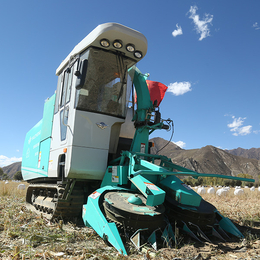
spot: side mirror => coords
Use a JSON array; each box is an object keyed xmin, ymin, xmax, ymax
[{"xmin": 75, "ymin": 59, "xmax": 88, "ymax": 89}]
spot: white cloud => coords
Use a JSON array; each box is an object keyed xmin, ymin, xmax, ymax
[
  {"xmin": 0, "ymin": 155, "xmax": 22, "ymax": 168},
  {"xmin": 188, "ymin": 5, "xmax": 213, "ymax": 41},
  {"xmin": 235, "ymin": 125, "xmax": 252, "ymax": 136},
  {"xmin": 253, "ymin": 22, "xmax": 260, "ymax": 30},
  {"xmin": 227, "ymin": 116, "xmax": 252, "ymax": 136},
  {"xmin": 167, "ymin": 82, "xmax": 192, "ymax": 96},
  {"xmin": 173, "ymin": 141, "xmax": 186, "ymax": 149},
  {"xmin": 172, "ymin": 24, "xmax": 183, "ymax": 37},
  {"xmin": 227, "ymin": 116, "xmax": 244, "ymax": 129}
]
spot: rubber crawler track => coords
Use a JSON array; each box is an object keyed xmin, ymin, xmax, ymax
[{"xmin": 25, "ymin": 180, "xmax": 85, "ymax": 221}]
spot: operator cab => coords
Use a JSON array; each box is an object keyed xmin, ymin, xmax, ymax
[{"xmin": 49, "ymin": 23, "xmax": 148, "ymax": 181}]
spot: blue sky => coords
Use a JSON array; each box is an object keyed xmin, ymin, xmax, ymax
[{"xmin": 0, "ymin": 1, "xmax": 259, "ymax": 167}]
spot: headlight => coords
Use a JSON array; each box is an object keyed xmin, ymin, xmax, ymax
[
  {"xmin": 134, "ymin": 51, "xmax": 142, "ymax": 59},
  {"xmin": 126, "ymin": 44, "xmax": 135, "ymax": 52},
  {"xmin": 100, "ymin": 39, "xmax": 110, "ymax": 47},
  {"xmin": 113, "ymin": 40, "xmax": 123, "ymax": 49}
]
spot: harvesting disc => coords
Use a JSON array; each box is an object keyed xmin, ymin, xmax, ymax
[{"xmin": 103, "ymin": 191, "xmax": 165, "ymax": 230}]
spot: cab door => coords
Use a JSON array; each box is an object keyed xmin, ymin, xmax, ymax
[
  {"xmin": 48, "ymin": 64, "xmax": 75, "ymax": 178},
  {"xmin": 59, "ymin": 66, "xmax": 73, "ymax": 143}
]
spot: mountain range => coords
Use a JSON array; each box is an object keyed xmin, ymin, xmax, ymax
[
  {"xmin": 150, "ymin": 137, "xmax": 260, "ymax": 181},
  {"xmin": 2, "ymin": 138, "xmax": 260, "ymax": 181},
  {"xmin": 226, "ymin": 147, "xmax": 260, "ymax": 160}
]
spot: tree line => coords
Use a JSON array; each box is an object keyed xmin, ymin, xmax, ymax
[{"xmin": 182, "ymin": 173, "xmax": 256, "ymax": 187}]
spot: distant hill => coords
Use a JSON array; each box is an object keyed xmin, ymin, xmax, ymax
[
  {"xmin": 151, "ymin": 137, "xmax": 183, "ymax": 155},
  {"xmin": 227, "ymin": 147, "xmax": 260, "ymax": 160},
  {"xmin": 151, "ymin": 137, "xmax": 260, "ymax": 181},
  {"xmin": 2, "ymin": 162, "xmax": 21, "ymax": 179}
]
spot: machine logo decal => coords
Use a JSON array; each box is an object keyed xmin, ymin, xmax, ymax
[{"xmin": 96, "ymin": 122, "xmax": 108, "ymax": 130}]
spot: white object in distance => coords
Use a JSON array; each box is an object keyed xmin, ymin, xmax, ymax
[{"xmin": 197, "ymin": 186, "xmax": 206, "ymax": 195}]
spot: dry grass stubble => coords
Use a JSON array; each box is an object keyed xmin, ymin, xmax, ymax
[{"xmin": 1, "ymin": 182, "xmax": 260, "ymax": 259}]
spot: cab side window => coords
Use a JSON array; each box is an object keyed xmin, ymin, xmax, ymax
[
  {"xmin": 59, "ymin": 65, "xmax": 74, "ymax": 141},
  {"xmin": 60, "ymin": 67, "xmax": 73, "ymax": 108}
]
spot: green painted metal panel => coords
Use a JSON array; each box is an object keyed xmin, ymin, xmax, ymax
[
  {"xmin": 130, "ymin": 175, "xmax": 165, "ymax": 206},
  {"xmin": 160, "ymin": 176, "xmax": 201, "ymax": 207},
  {"xmin": 128, "ymin": 67, "xmax": 153, "ymax": 154},
  {"xmin": 217, "ymin": 211, "xmax": 244, "ymax": 238},
  {"xmin": 41, "ymin": 94, "xmax": 56, "ymax": 141},
  {"xmin": 21, "ymin": 120, "xmax": 44, "ymax": 181},
  {"xmin": 21, "ymin": 93, "xmax": 55, "ymax": 181},
  {"xmin": 38, "ymin": 93, "xmax": 56, "ymax": 174},
  {"xmin": 82, "ymin": 186, "xmax": 127, "ymax": 255},
  {"xmin": 38, "ymin": 138, "xmax": 52, "ymax": 174}
]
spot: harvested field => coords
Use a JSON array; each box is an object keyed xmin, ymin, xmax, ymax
[{"xmin": 1, "ymin": 181, "xmax": 260, "ymax": 259}]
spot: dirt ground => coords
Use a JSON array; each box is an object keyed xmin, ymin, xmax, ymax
[{"xmin": 1, "ymin": 182, "xmax": 260, "ymax": 259}]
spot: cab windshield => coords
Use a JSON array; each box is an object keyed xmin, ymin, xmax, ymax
[{"xmin": 75, "ymin": 48, "xmax": 132, "ymax": 118}]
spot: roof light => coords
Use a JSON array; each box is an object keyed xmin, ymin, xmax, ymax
[
  {"xmin": 100, "ymin": 39, "xmax": 110, "ymax": 47},
  {"xmin": 134, "ymin": 51, "xmax": 142, "ymax": 59},
  {"xmin": 113, "ymin": 40, "xmax": 123, "ymax": 49},
  {"xmin": 126, "ymin": 44, "xmax": 135, "ymax": 52}
]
